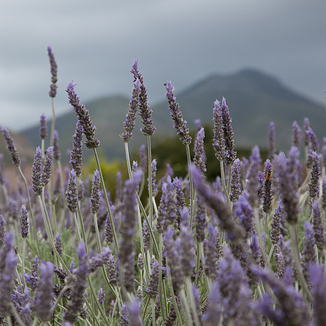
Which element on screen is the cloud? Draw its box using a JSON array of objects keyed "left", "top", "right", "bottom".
[{"left": 0, "top": 0, "right": 325, "bottom": 131}]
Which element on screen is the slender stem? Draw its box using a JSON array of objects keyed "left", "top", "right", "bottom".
[
  {"left": 10, "top": 302, "right": 26, "bottom": 326},
  {"left": 289, "top": 224, "right": 313, "bottom": 302},
  {"left": 92, "top": 148, "right": 118, "bottom": 251},
  {"left": 17, "top": 165, "right": 40, "bottom": 255},
  {"left": 50, "top": 97, "right": 56, "bottom": 148},
  {"left": 147, "top": 135, "right": 154, "bottom": 257},
  {"left": 21, "top": 239, "right": 26, "bottom": 289},
  {"left": 185, "top": 144, "right": 194, "bottom": 225}
]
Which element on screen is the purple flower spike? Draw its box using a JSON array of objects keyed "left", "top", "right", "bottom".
[
  {"left": 234, "top": 194, "right": 254, "bottom": 240},
  {"left": 119, "top": 170, "right": 143, "bottom": 265},
  {"left": 90, "top": 170, "right": 101, "bottom": 214},
  {"left": 302, "top": 220, "right": 316, "bottom": 283},
  {"left": 63, "top": 242, "right": 89, "bottom": 323},
  {"left": 53, "top": 130, "right": 61, "bottom": 160},
  {"left": 193, "top": 127, "right": 206, "bottom": 174},
  {"left": 220, "top": 98, "right": 236, "bottom": 165},
  {"left": 32, "top": 147, "right": 43, "bottom": 196},
  {"left": 39, "top": 114, "right": 47, "bottom": 140},
  {"left": 303, "top": 118, "right": 310, "bottom": 146},
  {"left": 275, "top": 150, "right": 299, "bottom": 225},
  {"left": 127, "top": 297, "right": 143, "bottom": 326},
  {"left": 145, "top": 259, "right": 159, "bottom": 298},
  {"left": 245, "top": 146, "right": 261, "bottom": 208},
  {"left": 292, "top": 121, "right": 302, "bottom": 148},
  {"left": 47, "top": 46, "right": 58, "bottom": 98},
  {"left": 0, "top": 233, "right": 17, "bottom": 315},
  {"left": 1, "top": 126, "right": 21, "bottom": 166},
  {"left": 202, "top": 281, "right": 221, "bottom": 325},
  {"left": 34, "top": 262, "right": 54, "bottom": 322},
  {"left": 268, "top": 121, "right": 275, "bottom": 159},
  {"left": 165, "top": 82, "right": 191, "bottom": 145},
  {"left": 65, "top": 169, "right": 78, "bottom": 213},
  {"left": 130, "top": 59, "right": 156, "bottom": 137},
  {"left": 308, "top": 151, "right": 321, "bottom": 199},
  {"left": 121, "top": 78, "right": 141, "bottom": 143},
  {"left": 230, "top": 158, "right": 241, "bottom": 202},
  {"left": 306, "top": 127, "right": 319, "bottom": 168},
  {"left": 150, "top": 159, "right": 158, "bottom": 196},
  {"left": 180, "top": 207, "right": 195, "bottom": 276},
  {"left": 191, "top": 165, "right": 244, "bottom": 243},
  {"left": 263, "top": 159, "right": 273, "bottom": 213},
  {"left": 212, "top": 99, "right": 225, "bottom": 161},
  {"left": 254, "top": 266, "right": 310, "bottom": 326},
  {"left": 312, "top": 202, "right": 325, "bottom": 250},
  {"left": 55, "top": 233, "right": 63, "bottom": 257},
  {"left": 20, "top": 205, "right": 29, "bottom": 239},
  {"left": 310, "top": 264, "right": 326, "bottom": 326},
  {"left": 41, "top": 146, "right": 54, "bottom": 187},
  {"left": 156, "top": 177, "right": 177, "bottom": 233},
  {"left": 66, "top": 81, "right": 100, "bottom": 149},
  {"left": 0, "top": 215, "right": 5, "bottom": 247},
  {"left": 69, "top": 122, "right": 83, "bottom": 177},
  {"left": 163, "top": 225, "right": 184, "bottom": 291}
]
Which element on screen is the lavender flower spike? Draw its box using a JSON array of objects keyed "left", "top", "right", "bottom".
[
  {"left": 310, "top": 264, "right": 326, "bottom": 326},
  {"left": 63, "top": 242, "right": 89, "bottom": 323},
  {"left": 41, "top": 146, "right": 54, "bottom": 187},
  {"left": 275, "top": 150, "right": 299, "bottom": 225},
  {"left": 130, "top": 59, "right": 156, "bottom": 136},
  {"left": 20, "top": 205, "right": 29, "bottom": 239},
  {"left": 0, "top": 233, "right": 17, "bottom": 315},
  {"left": 220, "top": 97, "right": 236, "bottom": 165},
  {"left": 268, "top": 121, "right": 275, "bottom": 159},
  {"left": 39, "top": 114, "right": 47, "bottom": 140},
  {"left": 32, "top": 147, "right": 43, "bottom": 196},
  {"left": 191, "top": 165, "right": 244, "bottom": 243},
  {"left": 308, "top": 151, "right": 321, "bottom": 199},
  {"left": 230, "top": 158, "right": 241, "bottom": 202},
  {"left": 34, "top": 262, "right": 54, "bottom": 322},
  {"left": 1, "top": 126, "right": 21, "bottom": 166},
  {"left": 263, "top": 159, "right": 273, "bottom": 213},
  {"left": 165, "top": 82, "right": 192, "bottom": 145},
  {"left": 292, "top": 121, "right": 302, "bottom": 148},
  {"left": 121, "top": 78, "right": 141, "bottom": 143},
  {"left": 69, "top": 121, "right": 83, "bottom": 177},
  {"left": 245, "top": 145, "right": 261, "bottom": 209},
  {"left": 90, "top": 170, "right": 101, "bottom": 214},
  {"left": 66, "top": 81, "right": 100, "bottom": 149},
  {"left": 53, "top": 130, "right": 61, "bottom": 160},
  {"left": 127, "top": 297, "right": 143, "bottom": 326},
  {"left": 66, "top": 169, "right": 78, "bottom": 213},
  {"left": 312, "top": 202, "right": 325, "bottom": 250},
  {"left": 47, "top": 46, "right": 58, "bottom": 98},
  {"left": 193, "top": 127, "right": 206, "bottom": 174},
  {"left": 212, "top": 100, "right": 225, "bottom": 161}
]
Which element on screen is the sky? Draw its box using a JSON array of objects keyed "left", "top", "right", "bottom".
[{"left": 0, "top": 0, "right": 326, "bottom": 132}]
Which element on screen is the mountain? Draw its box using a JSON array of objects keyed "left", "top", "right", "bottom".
[{"left": 20, "top": 68, "right": 326, "bottom": 163}]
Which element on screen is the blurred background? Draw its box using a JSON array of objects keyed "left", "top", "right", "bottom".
[{"left": 1, "top": 0, "right": 326, "bottom": 182}]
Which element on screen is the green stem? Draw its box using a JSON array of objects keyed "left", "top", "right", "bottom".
[
  {"left": 185, "top": 144, "right": 194, "bottom": 225},
  {"left": 92, "top": 148, "right": 118, "bottom": 251},
  {"left": 289, "top": 224, "right": 313, "bottom": 302},
  {"left": 18, "top": 165, "right": 40, "bottom": 255}
]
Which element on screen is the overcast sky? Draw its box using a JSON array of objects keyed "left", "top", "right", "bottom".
[{"left": 1, "top": 0, "right": 326, "bottom": 132}]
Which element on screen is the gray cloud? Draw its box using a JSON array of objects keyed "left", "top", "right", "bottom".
[{"left": 0, "top": 0, "right": 325, "bottom": 131}]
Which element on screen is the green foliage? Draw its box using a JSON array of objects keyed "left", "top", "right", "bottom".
[{"left": 151, "top": 123, "right": 269, "bottom": 182}]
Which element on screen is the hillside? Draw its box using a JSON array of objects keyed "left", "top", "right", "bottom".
[{"left": 20, "top": 68, "right": 326, "bottom": 163}]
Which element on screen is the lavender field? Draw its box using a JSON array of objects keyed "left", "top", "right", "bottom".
[{"left": 0, "top": 47, "right": 325, "bottom": 326}]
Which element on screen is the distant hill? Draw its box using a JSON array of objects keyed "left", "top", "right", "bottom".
[{"left": 20, "top": 68, "right": 326, "bottom": 163}]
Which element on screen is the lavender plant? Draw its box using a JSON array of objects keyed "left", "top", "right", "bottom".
[{"left": 1, "top": 47, "right": 326, "bottom": 326}]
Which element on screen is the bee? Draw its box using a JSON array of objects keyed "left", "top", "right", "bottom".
[{"left": 264, "top": 171, "right": 272, "bottom": 182}]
